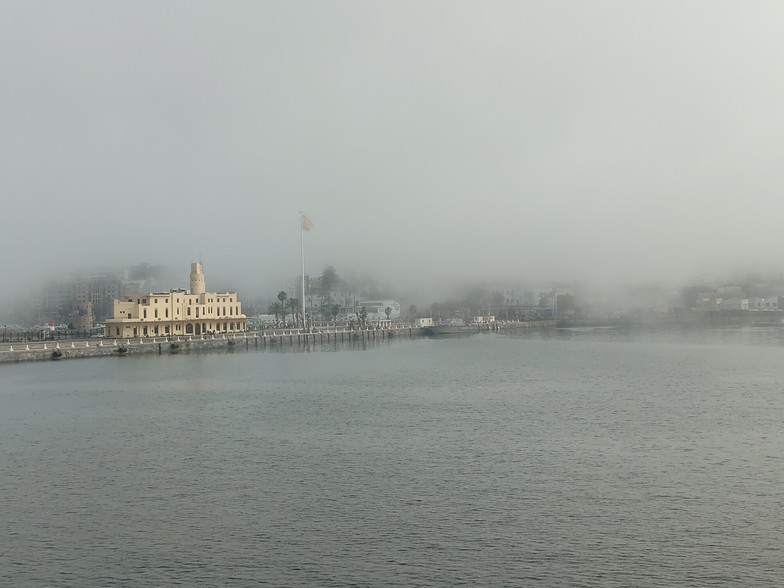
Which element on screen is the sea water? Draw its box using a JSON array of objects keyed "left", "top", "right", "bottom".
[{"left": 2, "top": 328, "right": 783, "bottom": 586}]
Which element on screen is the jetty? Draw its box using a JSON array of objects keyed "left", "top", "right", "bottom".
[{"left": 0, "top": 320, "right": 555, "bottom": 364}]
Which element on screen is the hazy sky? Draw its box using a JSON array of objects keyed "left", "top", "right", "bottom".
[{"left": 3, "top": 1, "right": 784, "bottom": 301}]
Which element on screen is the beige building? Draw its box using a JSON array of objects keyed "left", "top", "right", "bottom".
[{"left": 105, "top": 263, "right": 247, "bottom": 338}]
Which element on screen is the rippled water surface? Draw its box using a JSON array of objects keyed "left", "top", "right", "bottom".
[{"left": 2, "top": 329, "right": 784, "bottom": 586}]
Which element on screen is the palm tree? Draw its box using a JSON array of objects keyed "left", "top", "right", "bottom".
[
  {"left": 287, "top": 298, "right": 300, "bottom": 327},
  {"left": 268, "top": 302, "right": 283, "bottom": 325},
  {"left": 277, "top": 291, "right": 288, "bottom": 323}
]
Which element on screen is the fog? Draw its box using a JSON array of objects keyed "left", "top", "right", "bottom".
[{"left": 3, "top": 1, "right": 784, "bottom": 307}]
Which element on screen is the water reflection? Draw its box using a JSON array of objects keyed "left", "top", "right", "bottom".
[{"left": 501, "top": 325, "right": 784, "bottom": 348}]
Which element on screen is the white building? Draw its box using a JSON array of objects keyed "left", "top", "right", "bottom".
[
  {"left": 749, "top": 297, "right": 779, "bottom": 310},
  {"left": 358, "top": 300, "right": 401, "bottom": 321}
]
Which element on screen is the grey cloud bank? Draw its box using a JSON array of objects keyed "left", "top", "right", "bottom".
[{"left": 2, "top": 1, "right": 784, "bottom": 304}]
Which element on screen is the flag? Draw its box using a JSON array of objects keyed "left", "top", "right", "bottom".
[{"left": 301, "top": 214, "right": 314, "bottom": 231}]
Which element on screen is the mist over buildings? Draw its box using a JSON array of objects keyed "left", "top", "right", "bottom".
[{"left": 3, "top": 1, "right": 784, "bottom": 311}]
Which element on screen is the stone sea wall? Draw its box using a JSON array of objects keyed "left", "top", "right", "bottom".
[{"left": 0, "top": 321, "right": 555, "bottom": 364}]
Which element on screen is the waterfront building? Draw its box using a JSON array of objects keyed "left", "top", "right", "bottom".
[
  {"left": 358, "top": 299, "right": 401, "bottom": 322},
  {"left": 104, "top": 263, "right": 247, "bottom": 338},
  {"left": 748, "top": 296, "right": 779, "bottom": 310},
  {"left": 306, "top": 290, "right": 366, "bottom": 320}
]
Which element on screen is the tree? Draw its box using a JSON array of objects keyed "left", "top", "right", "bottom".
[
  {"left": 320, "top": 266, "right": 339, "bottom": 297},
  {"left": 408, "top": 305, "right": 418, "bottom": 321},
  {"left": 268, "top": 302, "right": 283, "bottom": 324},
  {"left": 385, "top": 306, "right": 392, "bottom": 321},
  {"left": 330, "top": 304, "right": 341, "bottom": 325},
  {"left": 287, "top": 298, "right": 300, "bottom": 327},
  {"left": 277, "top": 290, "right": 288, "bottom": 323}
]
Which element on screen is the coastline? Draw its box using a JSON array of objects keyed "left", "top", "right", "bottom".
[{"left": 0, "top": 321, "right": 557, "bottom": 364}]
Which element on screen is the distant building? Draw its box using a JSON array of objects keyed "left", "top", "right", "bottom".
[
  {"left": 38, "top": 272, "right": 122, "bottom": 323},
  {"left": 696, "top": 293, "right": 722, "bottom": 312},
  {"left": 35, "top": 265, "right": 177, "bottom": 324},
  {"left": 720, "top": 297, "right": 748, "bottom": 311},
  {"left": 105, "top": 263, "right": 247, "bottom": 338},
  {"left": 748, "top": 297, "right": 779, "bottom": 310},
  {"left": 305, "top": 290, "right": 365, "bottom": 318},
  {"left": 358, "top": 299, "right": 401, "bottom": 322}
]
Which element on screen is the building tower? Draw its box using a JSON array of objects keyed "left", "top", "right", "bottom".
[{"left": 190, "top": 262, "right": 205, "bottom": 295}]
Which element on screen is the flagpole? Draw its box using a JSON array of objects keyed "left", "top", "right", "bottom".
[{"left": 299, "top": 212, "right": 306, "bottom": 331}]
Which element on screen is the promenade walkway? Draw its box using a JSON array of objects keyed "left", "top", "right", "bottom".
[{"left": 0, "top": 320, "right": 554, "bottom": 363}]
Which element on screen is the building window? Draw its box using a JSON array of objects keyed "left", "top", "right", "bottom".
[
  {"left": 165, "top": 309, "right": 169, "bottom": 318},
  {"left": 143, "top": 310, "right": 147, "bottom": 318},
  {"left": 154, "top": 309, "right": 158, "bottom": 318},
  {"left": 187, "top": 308, "right": 191, "bottom": 316}
]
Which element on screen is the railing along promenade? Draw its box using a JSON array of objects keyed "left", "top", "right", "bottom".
[
  {"left": 0, "top": 320, "right": 554, "bottom": 363},
  {"left": 0, "top": 324, "right": 418, "bottom": 362}
]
